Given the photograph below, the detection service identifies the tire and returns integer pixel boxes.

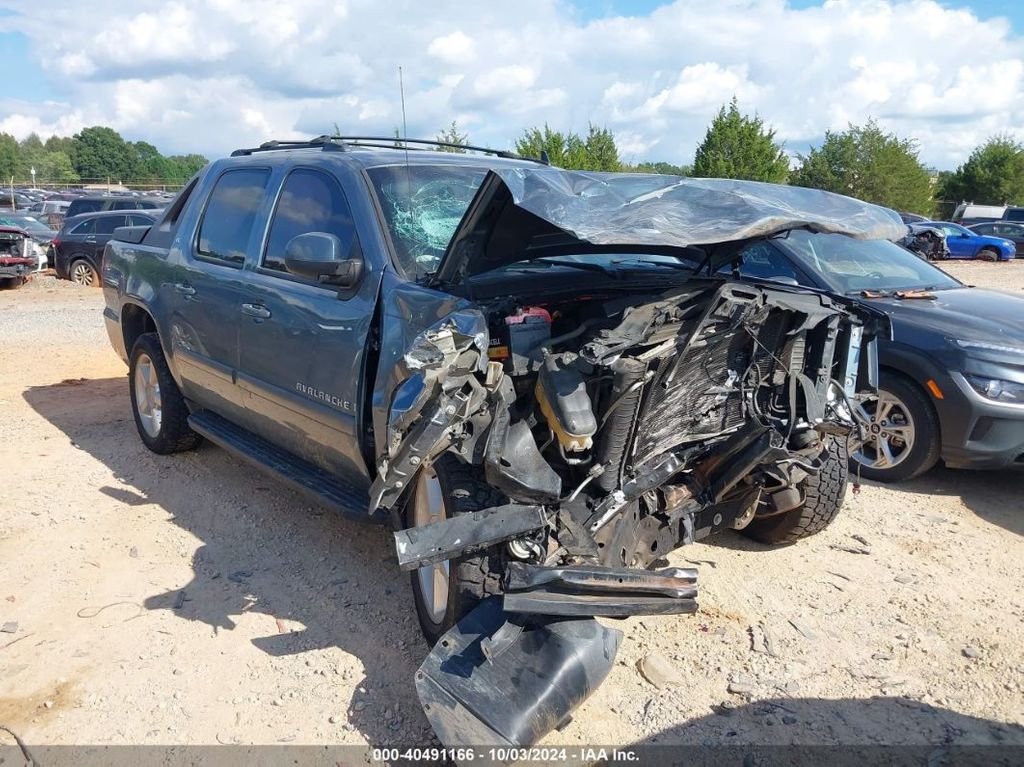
[741,437,848,545]
[0,277,25,290]
[848,373,941,483]
[69,258,99,286]
[976,248,999,262]
[405,455,507,645]
[128,333,202,455]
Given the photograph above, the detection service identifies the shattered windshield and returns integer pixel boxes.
[781,230,961,294]
[367,164,487,278]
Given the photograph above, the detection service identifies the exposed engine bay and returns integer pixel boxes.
[376,276,877,574]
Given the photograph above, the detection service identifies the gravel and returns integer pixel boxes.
[1,261,1022,749]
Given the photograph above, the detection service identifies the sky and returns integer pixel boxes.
[0,0,1022,170]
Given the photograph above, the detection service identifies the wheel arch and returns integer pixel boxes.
[121,302,158,360]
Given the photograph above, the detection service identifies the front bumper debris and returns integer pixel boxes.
[416,598,621,748]
[503,562,698,617]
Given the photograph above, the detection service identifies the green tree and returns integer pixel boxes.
[791,119,935,215]
[936,136,1024,205]
[693,98,788,182]
[39,151,79,184]
[515,123,620,171]
[69,126,134,182]
[132,141,170,183]
[624,161,691,176]
[435,120,468,152]
[0,133,18,180]
[163,154,208,183]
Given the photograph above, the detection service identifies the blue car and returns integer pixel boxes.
[924,221,1016,261]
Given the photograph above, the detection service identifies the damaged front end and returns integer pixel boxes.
[371,278,882,747]
[366,168,898,748]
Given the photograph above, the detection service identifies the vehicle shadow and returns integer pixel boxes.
[23,376,433,746]
[897,464,1024,537]
[628,696,1024,763]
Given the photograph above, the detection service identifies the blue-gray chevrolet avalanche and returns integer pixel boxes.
[101,136,899,748]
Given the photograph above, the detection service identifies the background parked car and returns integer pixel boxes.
[65,195,163,219]
[723,231,1024,482]
[923,221,1016,261]
[898,211,929,224]
[952,202,1006,225]
[0,225,39,286]
[0,191,34,211]
[968,221,1024,255]
[0,213,56,269]
[53,210,158,286]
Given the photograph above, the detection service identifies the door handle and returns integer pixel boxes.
[241,303,272,319]
[174,282,196,296]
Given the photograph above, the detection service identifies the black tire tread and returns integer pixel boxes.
[741,437,847,545]
[129,333,202,455]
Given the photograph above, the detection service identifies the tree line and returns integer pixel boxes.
[439,102,1024,217]
[0,126,207,187]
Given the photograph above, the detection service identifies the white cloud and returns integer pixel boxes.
[0,0,1022,168]
[427,30,476,63]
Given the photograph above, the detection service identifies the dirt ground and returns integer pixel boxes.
[1,263,1023,755]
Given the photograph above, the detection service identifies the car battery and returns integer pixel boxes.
[494,306,551,375]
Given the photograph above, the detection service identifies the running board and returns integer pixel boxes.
[188,410,382,524]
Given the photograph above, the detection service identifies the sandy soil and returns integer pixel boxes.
[1,264,1022,754]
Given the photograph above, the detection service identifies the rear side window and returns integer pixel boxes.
[67,199,103,217]
[70,218,95,235]
[111,200,136,210]
[95,215,127,235]
[128,214,154,227]
[262,168,358,277]
[197,168,270,265]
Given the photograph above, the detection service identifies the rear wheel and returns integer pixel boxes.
[741,437,847,545]
[406,456,506,645]
[129,333,202,455]
[70,258,99,286]
[849,373,940,483]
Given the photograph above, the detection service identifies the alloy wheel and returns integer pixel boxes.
[851,389,916,470]
[133,353,163,438]
[412,467,449,625]
[71,261,96,286]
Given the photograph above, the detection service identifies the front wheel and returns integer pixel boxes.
[976,248,999,262]
[740,436,848,545]
[406,456,507,645]
[848,374,940,483]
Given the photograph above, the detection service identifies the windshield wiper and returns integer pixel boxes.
[610,258,694,271]
[505,257,616,277]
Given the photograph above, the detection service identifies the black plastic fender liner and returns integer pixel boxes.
[416,598,622,748]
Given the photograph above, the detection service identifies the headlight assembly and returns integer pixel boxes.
[965,375,1024,404]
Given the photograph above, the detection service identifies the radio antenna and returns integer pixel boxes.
[398,65,414,219]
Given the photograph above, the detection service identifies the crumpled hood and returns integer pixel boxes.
[434,168,907,283]
[877,287,1024,343]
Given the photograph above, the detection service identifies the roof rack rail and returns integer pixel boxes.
[231,135,550,164]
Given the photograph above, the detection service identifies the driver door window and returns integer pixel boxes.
[261,168,359,284]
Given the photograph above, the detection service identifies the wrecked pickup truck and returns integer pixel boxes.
[101,137,898,748]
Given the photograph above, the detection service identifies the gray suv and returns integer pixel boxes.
[101,136,895,747]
